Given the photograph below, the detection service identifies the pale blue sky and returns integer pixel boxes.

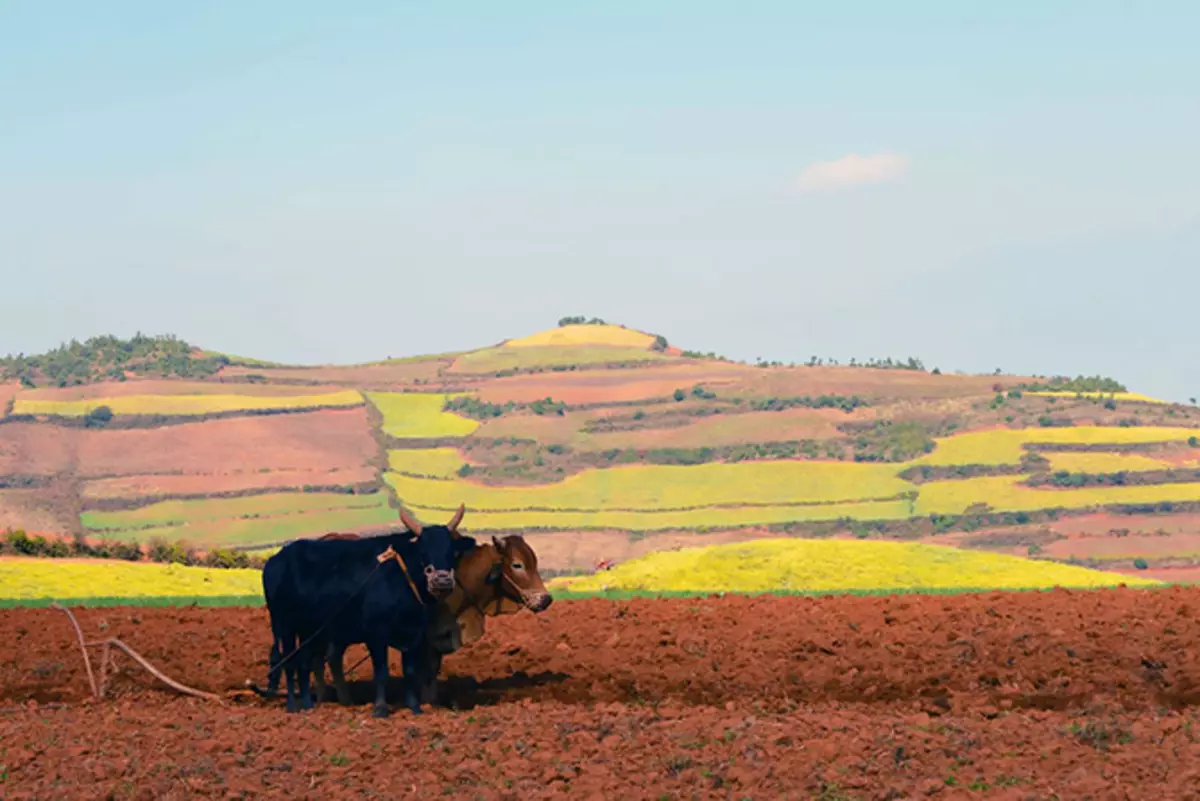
[2,2,1197,400]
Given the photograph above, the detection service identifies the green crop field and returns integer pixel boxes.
[81,491,390,531]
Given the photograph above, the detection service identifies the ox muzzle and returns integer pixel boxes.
[424,565,455,598]
[527,591,553,613]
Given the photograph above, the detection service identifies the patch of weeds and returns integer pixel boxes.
[665,755,693,776]
[328,752,349,766]
[815,783,860,801]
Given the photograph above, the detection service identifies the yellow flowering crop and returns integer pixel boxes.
[12,390,362,417]
[914,475,1200,516]
[404,499,912,531]
[448,345,668,374]
[550,538,1161,594]
[366,392,479,438]
[1042,452,1173,474]
[388,460,913,512]
[0,557,262,601]
[916,426,1199,466]
[504,324,657,349]
[387,448,466,479]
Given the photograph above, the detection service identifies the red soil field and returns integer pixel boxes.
[473,363,751,404]
[15,380,351,400]
[80,466,380,500]
[0,489,76,536]
[219,359,450,386]
[4,588,1200,797]
[0,381,18,411]
[582,407,877,451]
[0,407,377,479]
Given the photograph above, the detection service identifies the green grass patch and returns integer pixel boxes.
[0,595,265,609]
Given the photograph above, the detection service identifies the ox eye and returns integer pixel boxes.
[512,562,524,570]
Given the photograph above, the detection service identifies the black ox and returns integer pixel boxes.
[258,504,470,717]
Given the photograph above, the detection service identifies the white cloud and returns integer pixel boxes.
[795,152,909,191]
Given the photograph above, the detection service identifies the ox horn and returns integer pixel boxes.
[399,506,423,536]
[447,503,465,536]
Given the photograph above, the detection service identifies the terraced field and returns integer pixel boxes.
[916,425,1199,466]
[915,475,1200,516]
[386,447,466,479]
[1041,451,1176,473]
[1028,390,1170,404]
[366,391,478,438]
[388,460,912,512]
[551,539,1160,594]
[11,389,362,417]
[447,344,669,375]
[504,323,658,349]
[80,491,397,547]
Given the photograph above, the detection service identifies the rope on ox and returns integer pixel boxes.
[50,602,221,703]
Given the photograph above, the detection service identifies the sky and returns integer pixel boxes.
[1,1,1198,400]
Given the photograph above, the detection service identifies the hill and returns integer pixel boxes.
[3,322,1199,583]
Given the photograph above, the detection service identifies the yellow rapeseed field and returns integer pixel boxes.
[387,448,467,479]
[916,426,1199,466]
[366,391,479,438]
[504,324,656,349]
[0,557,262,601]
[914,475,1200,516]
[550,538,1161,594]
[1028,391,1171,405]
[448,345,669,374]
[1043,452,1174,474]
[388,460,913,512]
[12,390,362,417]
[403,499,912,531]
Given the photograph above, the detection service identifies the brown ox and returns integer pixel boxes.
[311,533,552,705]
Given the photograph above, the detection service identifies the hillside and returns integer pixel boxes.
[3,321,1200,582]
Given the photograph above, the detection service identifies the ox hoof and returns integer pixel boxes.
[372,705,390,719]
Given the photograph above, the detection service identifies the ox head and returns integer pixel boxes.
[492,534,552,613]
[399,503,467,600]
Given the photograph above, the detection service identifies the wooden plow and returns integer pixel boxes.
[50,602,222,703]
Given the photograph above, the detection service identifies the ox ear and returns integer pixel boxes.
[399,506,423,537]
[491,535,506,551]
[447,503,465,539]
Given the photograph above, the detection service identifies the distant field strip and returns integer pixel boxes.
[917,426,1200,466]
[549,539,1160,594]
[0,557,263,601]
[448,345,669,375]
[505,324,656,349]
[12,390,363,417]
[1042,452,1175,474]
[367,392,479,438]
[914,475,1200,516]
[405,500,912,532]
[387,460,913,512]
[87,506,400,548]
[386,448,466,479]
[81,491,390,532]
[1028,391,1171,405]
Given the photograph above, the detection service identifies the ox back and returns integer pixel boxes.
[262,531,452,717]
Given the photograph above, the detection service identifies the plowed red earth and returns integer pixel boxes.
[4,588,1200,798]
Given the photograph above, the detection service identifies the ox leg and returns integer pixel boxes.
[309,649,327,704]
[327,643,354,706]
[280,635,300,714]
[401,637,433,715]
[296,641,316,711]
[367,638,391,718]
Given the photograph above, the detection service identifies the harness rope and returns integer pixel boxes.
[338,555,523,682]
